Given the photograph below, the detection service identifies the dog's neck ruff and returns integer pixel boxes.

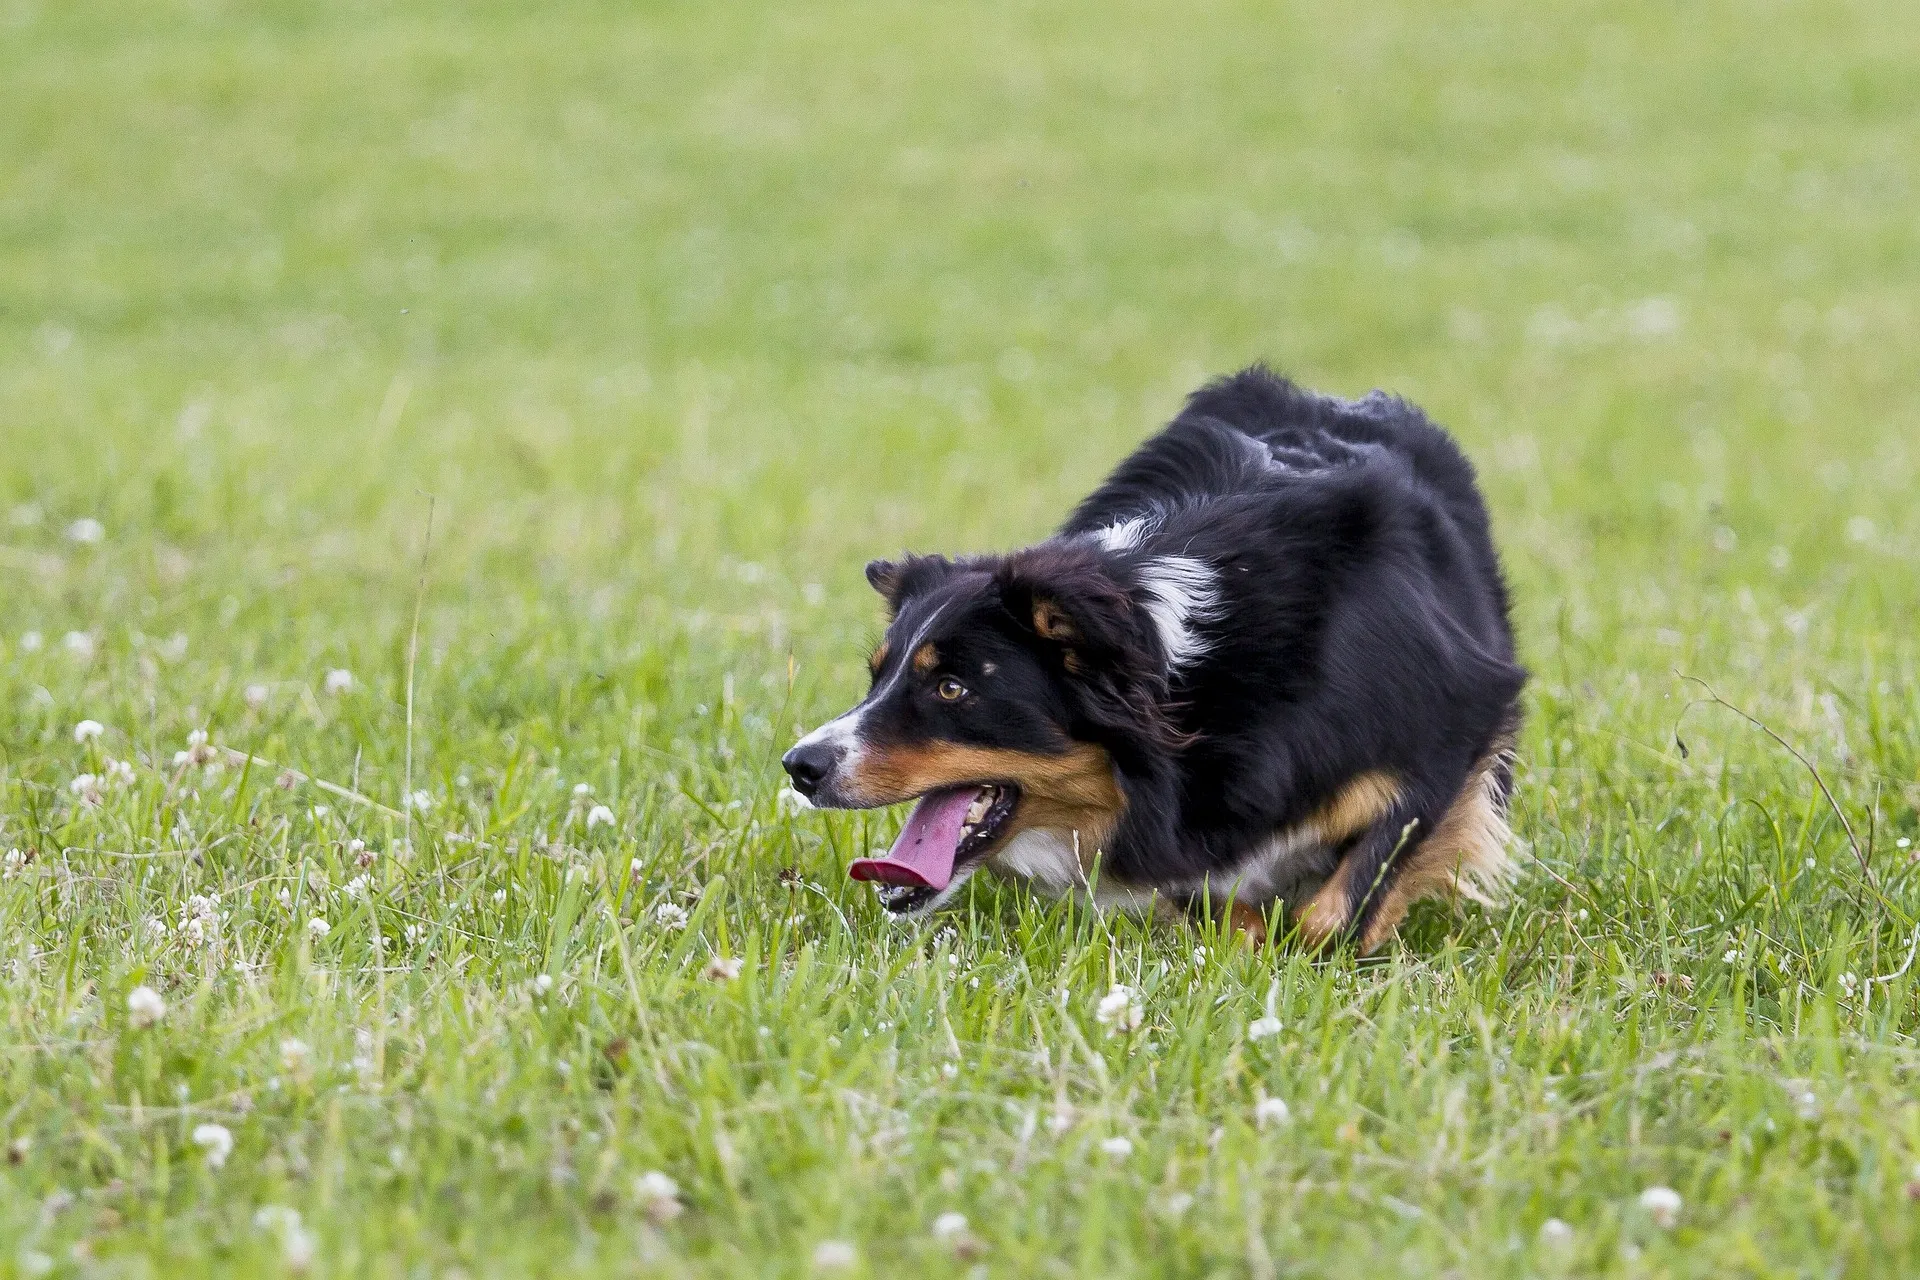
[1135,554,1219,670]
[1086,517,1220,672]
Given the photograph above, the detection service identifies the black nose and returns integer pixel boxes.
[781,741,842,798]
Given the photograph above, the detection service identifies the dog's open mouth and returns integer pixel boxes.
[847,784,1020,915]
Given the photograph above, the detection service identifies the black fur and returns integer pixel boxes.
[787,366,1524,944]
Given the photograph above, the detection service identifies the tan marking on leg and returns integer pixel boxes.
[1356,749,1517,954]
[1211,771,1399,949]
[1228,901,1269,946]
[1302,770,1401,845]
[1294,855,1363,950]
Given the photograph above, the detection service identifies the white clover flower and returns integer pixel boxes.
[68,774,103,805]
[1796,1089,1819,1119]
[636,1170,683,1222]
[323,669,353,695]
[586,804,615,830]
[1838,972,1858,995]
[653,901,690,930]
[1638,1185,1682,1228]
[192,1122,234,1169]
[1,848,31,879]
[344,875,371,900]
[255,1203,317,1268]
[1157,1191,1195,1219]
[127,986,165,1027]
[63,631,95,660]
[1539,1218,1574,1247]
[283,1223,316,1272]
[254,1205,299,1231]
[931,1211,969,1240]
[1723,949,1740,964]
[104,758,135,786]
[175,729,217,768]
[532,974,554,996]
[144,917,169,941]
[280,1039,311,1071]
[1100,1136,1133,1158]
[702,955,743,982]
[19,630,43,652]
[348,839,374,868]
[244,683,270,710]
[73,719,104,743]
[1094,984,1143,1033]
[306,918,331,940]
[491,888,508,905]
[406,790,432,813]
[811,1240,857,1271]
[1254,1096,1291,1128]
[64,518,105,545]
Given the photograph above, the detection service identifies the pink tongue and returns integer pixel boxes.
[848,787,981,890]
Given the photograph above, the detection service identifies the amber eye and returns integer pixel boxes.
[935,676,968,702]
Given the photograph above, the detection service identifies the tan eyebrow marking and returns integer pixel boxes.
[912,642,939,675]
[868,642,890,674]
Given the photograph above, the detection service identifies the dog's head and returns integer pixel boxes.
[782,543,1181,916]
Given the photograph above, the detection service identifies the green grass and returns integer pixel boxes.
[3,0,1919,1274]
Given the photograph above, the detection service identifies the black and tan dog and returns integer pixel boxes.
[783,366,1524,952]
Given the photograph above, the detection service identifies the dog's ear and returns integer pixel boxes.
[865,554,954,617]
[995,546,1190,751]
[865,558,902,598]
[995,548,1140,676]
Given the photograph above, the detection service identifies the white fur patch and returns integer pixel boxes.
[992,828,1083,892]
[1093,515,1156,552]
[790,708,866,773]
[1136,554,1219,670]
[990,828,1165,913]
[1179,825,1335,908]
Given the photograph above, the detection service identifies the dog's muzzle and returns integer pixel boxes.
[780,740,842,802]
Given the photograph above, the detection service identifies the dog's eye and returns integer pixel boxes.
[934,677,968,703]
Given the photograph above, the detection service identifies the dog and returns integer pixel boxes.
[782,366,1524,952]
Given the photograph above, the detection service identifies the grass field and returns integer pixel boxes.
[3,0,1919,1274]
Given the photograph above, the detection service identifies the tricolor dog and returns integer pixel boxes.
[783,367,1524,952]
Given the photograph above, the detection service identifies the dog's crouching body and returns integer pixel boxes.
[784,366,1525,953]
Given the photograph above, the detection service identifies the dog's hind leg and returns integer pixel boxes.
[1296,749,1515,953]
[1291,802,1426,953]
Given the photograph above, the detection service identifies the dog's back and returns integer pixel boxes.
[1059,366,1524,946]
